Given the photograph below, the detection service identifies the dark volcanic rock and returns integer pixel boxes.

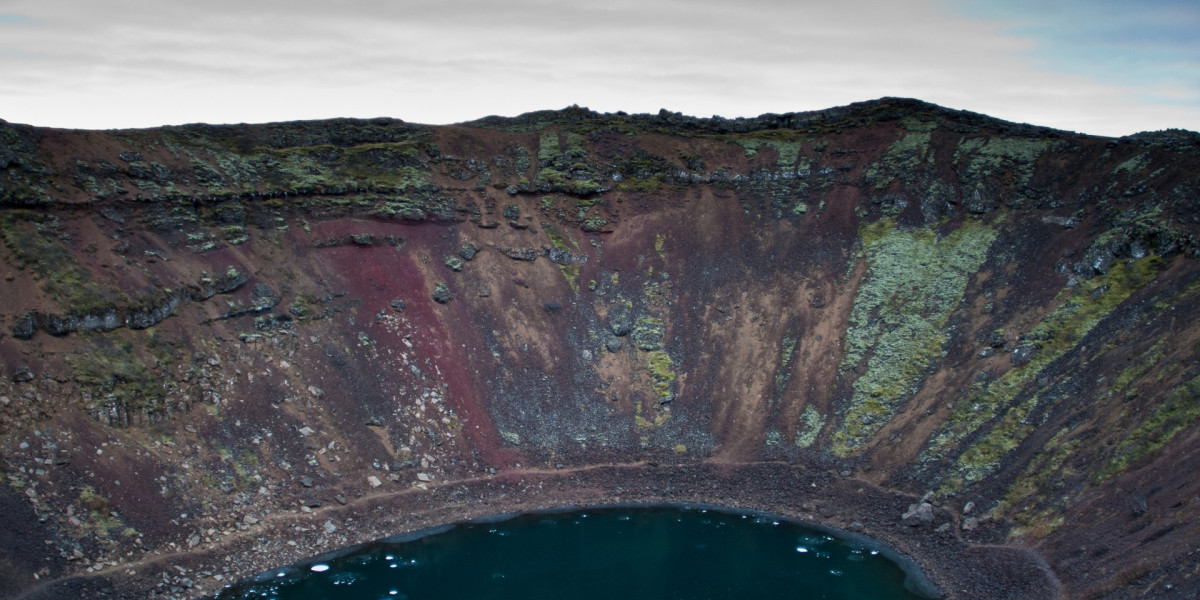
[432,283,452,304]
[11,313,35,339]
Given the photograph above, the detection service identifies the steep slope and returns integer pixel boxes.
[1,98,1199,599]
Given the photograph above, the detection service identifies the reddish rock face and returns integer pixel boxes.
[1,99,1198,599]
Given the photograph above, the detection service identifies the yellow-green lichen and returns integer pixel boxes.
[930,255,1165,491]
[955,136,1059,189]
[634,400,670,429]
[833,218,998,456]
[862,117,937,189]
[776,336,797,387]
[795,405,826,448]
[1098,373,1200,482]
[646,350,677,402]
[543,223,581,291]
[1114,153,1151,175]
[538,130,561,162]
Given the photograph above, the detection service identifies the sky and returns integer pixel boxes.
[0,0,1196,136]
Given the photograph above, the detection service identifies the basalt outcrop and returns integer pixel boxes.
[1,98,1199,599]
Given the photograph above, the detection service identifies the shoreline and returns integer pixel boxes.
[13,462,1060,600]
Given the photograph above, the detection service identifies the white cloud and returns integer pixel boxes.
[0,0,1195,135]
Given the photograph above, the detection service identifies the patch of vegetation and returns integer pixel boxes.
[862,117,936,189]
[75,485,131,539]
[930,254,1165,491]
[66,338,163,414]
[731,136,806,167]
[631,317,665,351]
[646,351,677,402]
[833,218,998,456]
[776,336,797,387]
[537,130,561,163]
[1114,152,1151,175]
[616,176,663,193]
[1111,341,1166,400]
[543,223,581,291]
[634,400,670,429]
[954,135,1060,190]
[795,406,825,448]
[0,211,121,314]
[991,427,1082,539]
[1099,373,1200,481]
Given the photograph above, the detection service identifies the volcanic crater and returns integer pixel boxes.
[1,98,1199,599]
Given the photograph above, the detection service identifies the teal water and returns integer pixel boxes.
[217,505,937,600]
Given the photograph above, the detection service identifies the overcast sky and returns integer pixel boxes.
[1,0,1196,136]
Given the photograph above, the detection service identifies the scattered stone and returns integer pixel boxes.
[479,287,491,298]
[432,283,452,304]
[608,305,633,337]
[335,494,347,505]
[12,366,34,383]
[987,330,1008,349]
[630,318,665,351]
[99,207,125,223]
[416,473,432,482]
[1011,344,1039,367]
[242,515,258,525]
[298,427,315,437]
[901,502,934,526]
[252,283,274,298]
[323,521,337,534]
[1042,215,1078,229]
[963,501,975,515]
[301,492,321,508]
[11,313,35,340]
[504,248,539,261]
[935,523,951,533]
[543,301,562,313]
[300,476,314,488]
[367,476,382,488]
[962,517,979,531]
[308,386,324,399]
[606,337,623,353]
[444,256,464,271]
[459,244,477,260]
[390,299,405,313]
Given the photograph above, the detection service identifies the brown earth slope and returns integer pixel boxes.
[1,98,1199,599]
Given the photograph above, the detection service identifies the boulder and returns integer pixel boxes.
[11,313,35,339]
[902,502,935,526]
[432,283,452,304]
